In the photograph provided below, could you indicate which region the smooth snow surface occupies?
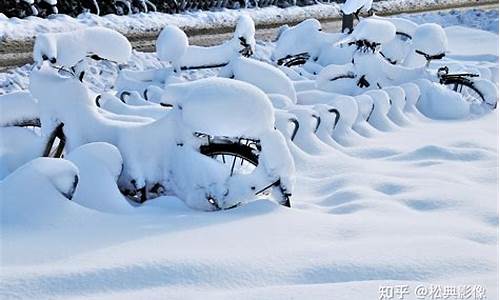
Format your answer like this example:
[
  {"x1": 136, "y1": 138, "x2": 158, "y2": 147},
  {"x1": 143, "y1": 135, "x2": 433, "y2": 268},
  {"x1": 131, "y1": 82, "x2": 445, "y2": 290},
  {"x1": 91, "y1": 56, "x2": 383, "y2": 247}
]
[
  {"x1": 1, "y1": 112, "x2": 498, "y2": 300},
  {"x1": 445, "y1": 26, "x2": 499, "y2": 61}
]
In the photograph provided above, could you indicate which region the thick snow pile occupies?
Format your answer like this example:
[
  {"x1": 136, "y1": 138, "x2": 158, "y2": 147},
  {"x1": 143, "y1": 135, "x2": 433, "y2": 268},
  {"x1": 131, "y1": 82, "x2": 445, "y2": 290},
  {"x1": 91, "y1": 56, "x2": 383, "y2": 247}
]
[
  {"x1": 180, "y1": 15, "x2": 256, "y2": 68},
  {"x1": 351, "y1": 18, "x2": 396, "y2": 44},
  {"x1": 1, "y1": 107, "x2": 497, "y2": 300},
  {"x1": 341, "y1": 0, "x2": 373, "y2": 14},
  {"x1": 0, "y1": 126, "x2": 45, "y2": 179},
  {"x1": 28, "y1": 64, "x2": 294, "y2": 210},
  {"x1": 162, "y1": 77, "x2": 275, "y2": 137},
  {"x1": 377, "y1": 18, "x2": 417, "y2": 64},
  {"x1": 156, "y1": 25, "x2": 189, "y2": 72},
  {"x1": 220, "y1": 55, "x2": 298, "y2": 103},
  {"x1": 66, "y1": 142, "x2": 135, "y2": 214},
  {"x1": 0, "y1": 7, "x2": 498, "y2": 300},
  {"x1": 412, "y1": 23, "x2": 448, "y2": 57},
  {"x1": 0, "y1": 91, "x2": 38, "y2": 126},
  {"x1": 273, "y1": 18, "x2": 341, "y2": 61},
  {"x1": 273, "y1": 18, "x2": 322, "y2": 59},
  {"x1": 33, "y1": 27, "x2": 132, "y2": 66},
  {"x1": 1, "y1": 157, "x2": 79, "y2": 227}
]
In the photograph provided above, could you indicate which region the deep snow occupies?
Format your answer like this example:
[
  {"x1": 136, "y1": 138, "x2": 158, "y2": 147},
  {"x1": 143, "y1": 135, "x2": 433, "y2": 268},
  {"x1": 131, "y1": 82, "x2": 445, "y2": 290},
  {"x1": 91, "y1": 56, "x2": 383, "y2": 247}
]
[
  {"x1": 1, "y1": 105, "x2": 498, "y2": 300},
  {"x1": 0, "y1": 7, "x2": 499, "y2": 300}
]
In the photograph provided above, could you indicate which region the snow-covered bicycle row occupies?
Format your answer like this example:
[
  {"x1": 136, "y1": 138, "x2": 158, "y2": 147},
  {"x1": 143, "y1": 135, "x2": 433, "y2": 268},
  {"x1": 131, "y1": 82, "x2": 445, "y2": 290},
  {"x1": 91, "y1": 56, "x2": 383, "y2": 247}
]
[
  {"x1": 0, "y1": 0, "x2": 336, "y2": 19},
  {"x1": 0, "y1": 1, "x2": 498, "y2": 212}
]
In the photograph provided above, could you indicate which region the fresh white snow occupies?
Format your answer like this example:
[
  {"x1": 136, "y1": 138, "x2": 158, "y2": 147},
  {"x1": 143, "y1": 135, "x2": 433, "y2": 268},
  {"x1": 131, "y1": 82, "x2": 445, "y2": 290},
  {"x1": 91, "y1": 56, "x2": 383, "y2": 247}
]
[
  {"x1": 0, "y1": 7, "x2": 498, "y2": 300},
  {"x1": 0, "y1": 0, "x2": 482, "y2": 41}
]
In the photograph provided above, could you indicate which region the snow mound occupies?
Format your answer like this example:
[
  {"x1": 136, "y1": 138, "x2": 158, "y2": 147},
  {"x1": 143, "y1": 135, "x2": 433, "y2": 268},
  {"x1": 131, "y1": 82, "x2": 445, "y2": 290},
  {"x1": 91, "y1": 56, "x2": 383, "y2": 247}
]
[
  {"x1": 384, "y1": 17, "x2": 418, "y2": 38},
  {"x1": 0, "y1": 91, "x2": 39, "y2": 126},
  {"x1": 66, "y1": 142, "x2": 133, "y2": 214},
  {"x1": 221, "y1": 56, "x2": 297, "y2": 103},
  {"x1": 472, "y1": 78, "x2": 498, "y2": 109},
  {"x1": 364, "y1": 89, "x2": 396, "y2": 131},
  {"x1": 0, "y1": 158, "x2": 79, "y2": 227},
  {"x1": 33, "y1": 27, "x2": 132, "y2": 67},
  {"x1": 29, "y1": 65, "x2": 96, "y2": 136},
  {"x1": 341, "y1": 0, "x2": 373, "y2": 14},
  {"x1": 260, "y1": 129, "x2": 296, "y2": 191},
  {"x1": 383, "y1": 86, "x2": 410, "y2": 126},
  {"x1": 156, "y1": 25, "x2": 189, "y2": 72},
  {"x1": 415, "y1": 79, "x2": 469, "y2": 120},
  {"x1": 317, "y1": 43, "x2": 356, "y2": 66},
  {"x1": 162, "y1": 77, "x2": 275, "y2": 137},
  {"x1": 327, "y1": 95, "x2": 359, "y2": 143},
  {"x1": 413, "y1": 23, "x2": 448, "y2": 56},
  {"x1": 178, "y1": 15, "x2": 255, "y2": 68},
  {"x1": 352, "y1": 18, "x2": 396, "y2": 45},
  {"x1": 0, "y1": 127, "x2": 45, "y2": 179},
  {"x1": 273, "y1": 19, "x2": 322, "y2": 60},
  {"x1": 268, "y1": 93, "x2": 295, "y2": 109},
  {"x1": 400, "y1": 82, "x2": 422, "y2": 115},
  {"x1": 376, "y1": 17, "x2": 418, "y2": 65},
  {"x1": 316, "y1": 63, "x2": 356, "y2": 95},
  {"x1": 234, "y1": 14, "x2": 256, "y2": 53}
]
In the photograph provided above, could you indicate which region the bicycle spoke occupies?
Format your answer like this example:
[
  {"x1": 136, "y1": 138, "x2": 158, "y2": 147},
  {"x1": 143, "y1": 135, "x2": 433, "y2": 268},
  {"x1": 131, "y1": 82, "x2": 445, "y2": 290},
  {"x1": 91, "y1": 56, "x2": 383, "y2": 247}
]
[{"x1": 230, "y1": 155, "x2": 237, "y2": 176}]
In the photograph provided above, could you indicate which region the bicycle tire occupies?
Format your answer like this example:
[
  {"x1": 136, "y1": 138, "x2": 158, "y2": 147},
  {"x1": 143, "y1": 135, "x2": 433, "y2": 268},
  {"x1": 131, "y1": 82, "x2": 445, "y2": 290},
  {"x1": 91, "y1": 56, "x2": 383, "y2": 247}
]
[
  {"x1": 441, "y1": 77, "x2": 485, "y2": 104},
  {"x1": 200, "y1": 140, "x2": 291, "y2": 208}
]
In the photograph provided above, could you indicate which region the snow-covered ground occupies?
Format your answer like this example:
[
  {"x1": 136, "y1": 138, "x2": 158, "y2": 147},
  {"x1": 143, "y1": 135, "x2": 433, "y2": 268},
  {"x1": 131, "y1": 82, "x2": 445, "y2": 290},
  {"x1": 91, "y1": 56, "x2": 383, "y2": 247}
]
[
  {"x1": 401, "y1": 7, "x2": 499, "y2": 33},
  {"x1": 1, "y1": 8, "x2": 499, "y2": 300},
  {"x1": 0, "y1": 0, "x2": 493, "y2": 41},
  {"x1": 1, "y1": 113, "x2": 498, "y2": 300}
]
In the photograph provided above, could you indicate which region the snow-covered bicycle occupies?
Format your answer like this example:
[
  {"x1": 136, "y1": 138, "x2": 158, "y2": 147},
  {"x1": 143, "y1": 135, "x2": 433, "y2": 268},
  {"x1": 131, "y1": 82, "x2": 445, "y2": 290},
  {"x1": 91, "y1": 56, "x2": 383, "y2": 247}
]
[
  {"x1": 276, "y1": 18, "x2": 498, "y2": 111},
  {"x1": 1, "y1": 26, "x2": 294, "y2": 211},
  {"x1": 345, "y1": 20, "x2": 497, "y2": 109},
  {"x1": 115, "y1": 16, "x2": 255, "y2": 100},
  {"x1": 18, "y1": 63, "x2": 294, "y2": 211},
  {"x1": 1, "y1": 0, "x2": 57, "y2": 17}
]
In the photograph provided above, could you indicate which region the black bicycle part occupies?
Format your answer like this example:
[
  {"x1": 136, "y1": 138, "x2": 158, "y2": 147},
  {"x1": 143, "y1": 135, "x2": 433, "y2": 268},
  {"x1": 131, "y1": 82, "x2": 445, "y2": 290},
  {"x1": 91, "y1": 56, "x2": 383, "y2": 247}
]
[
  {"x1": 200, "y1": 139, "x2": 291, "y2": 208},
  {"x1": 276, "y1": 52, "x2": 311, "y2": 67}
]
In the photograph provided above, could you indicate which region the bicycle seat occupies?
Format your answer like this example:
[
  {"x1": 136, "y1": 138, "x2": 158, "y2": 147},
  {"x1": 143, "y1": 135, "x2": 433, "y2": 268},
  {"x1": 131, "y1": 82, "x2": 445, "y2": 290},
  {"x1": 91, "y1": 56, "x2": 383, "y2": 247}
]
[
  {"x1": 351, "y1": 18, "x2": 396, "y2": 47},
  {"x1": 273, "y1": 19, "x2": 323, "y2": 61},
  {"x1": 162, "y1": 77, "x2": 275, "y2": 138},
  {"x1": 413, "y1": 23, "x2": 448, "y2": 61}
]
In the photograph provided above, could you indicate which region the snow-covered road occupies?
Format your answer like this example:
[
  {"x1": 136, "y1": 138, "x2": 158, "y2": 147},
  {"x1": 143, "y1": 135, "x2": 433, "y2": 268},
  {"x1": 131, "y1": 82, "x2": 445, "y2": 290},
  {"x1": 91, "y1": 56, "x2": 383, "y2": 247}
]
[{"x1": 0, "y1": 1, "x2": 497, "y2": 71}]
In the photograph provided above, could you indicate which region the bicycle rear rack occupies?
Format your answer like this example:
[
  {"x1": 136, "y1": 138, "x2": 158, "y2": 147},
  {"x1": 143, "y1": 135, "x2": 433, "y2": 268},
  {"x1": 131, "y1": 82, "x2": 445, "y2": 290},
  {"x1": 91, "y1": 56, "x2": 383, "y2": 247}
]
[{"x1": 277, "y1": 53, "x2": 311, "y2": 67}]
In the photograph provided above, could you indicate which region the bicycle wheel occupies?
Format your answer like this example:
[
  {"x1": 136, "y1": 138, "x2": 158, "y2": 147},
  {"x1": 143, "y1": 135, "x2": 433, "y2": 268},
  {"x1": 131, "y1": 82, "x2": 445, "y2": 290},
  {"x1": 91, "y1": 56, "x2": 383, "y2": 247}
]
[
  {"x1": 442, "y1": 78, "x2": 485, "y2": 105},
  {"x1": 200, "y1": 140, "x2": 291, "y2": 209},
  {"x1": 42, "y1": 123, "x2": 66, "y2": 158},
  {"x1": 114, "y1": 0, "x2": 130, "y2": 15},
  {"x1": 2, "y1": 117, "x2": 65, "y2": 159},
  {"x1": 14, "y1": 1, "x2": 38, "y2": 18}
]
